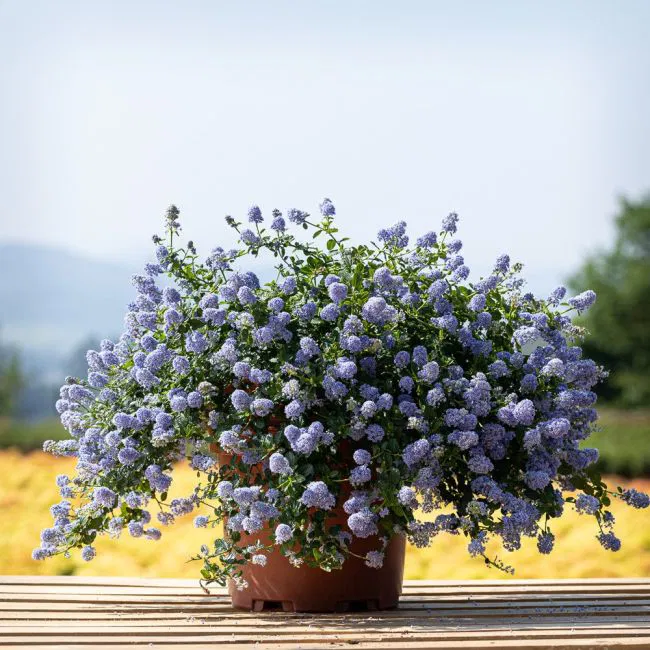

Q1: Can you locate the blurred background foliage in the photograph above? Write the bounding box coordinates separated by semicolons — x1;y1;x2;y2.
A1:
569;195;650;408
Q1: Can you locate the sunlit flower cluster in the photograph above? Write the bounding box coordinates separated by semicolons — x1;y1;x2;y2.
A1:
34;199;648;585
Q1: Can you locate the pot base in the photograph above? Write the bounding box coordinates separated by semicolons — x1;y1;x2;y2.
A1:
229;534;406;612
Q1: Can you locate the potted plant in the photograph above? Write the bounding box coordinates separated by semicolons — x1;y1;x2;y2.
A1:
35;199;649;611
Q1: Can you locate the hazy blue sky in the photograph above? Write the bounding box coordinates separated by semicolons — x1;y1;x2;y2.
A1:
1;0;649;294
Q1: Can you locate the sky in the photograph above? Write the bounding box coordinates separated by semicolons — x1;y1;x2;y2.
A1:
1;0;650;295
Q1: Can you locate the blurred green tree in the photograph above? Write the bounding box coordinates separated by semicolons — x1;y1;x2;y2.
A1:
569;195;650;407
0;334;23;416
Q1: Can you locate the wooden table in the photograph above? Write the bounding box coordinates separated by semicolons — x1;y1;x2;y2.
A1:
1;576;649;649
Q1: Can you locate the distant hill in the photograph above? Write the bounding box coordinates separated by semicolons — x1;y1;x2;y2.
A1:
0;242;136;374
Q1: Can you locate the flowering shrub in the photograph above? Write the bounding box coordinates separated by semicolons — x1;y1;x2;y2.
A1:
35;200;649;586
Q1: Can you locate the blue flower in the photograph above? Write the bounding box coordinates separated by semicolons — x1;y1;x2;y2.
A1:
285;399;305;420
335;359;357;380
324;274;341;287
269;452;292;475
568;290;596;312
412;346;428;367
350;465;372;485
296;301;317;320
399;376;414;393
402;439;430;467
241;229;260;245
469;294;486;312
493;254;510;274
347;508;377;538
300;337;320;358
418;361;440;384
394;351;410;368
441;212;459;234
251;398;274;416
520;373;538;393
377;221;408;248
398;486;417;507
280;276;297;294
537;532;555;554
575;494;600;515
622;489;649;509
525;471;550;490
597;532;621;551
216;481;233;499
93;487;116;508
231;389;251;412
320;303;340;321
287;208;307;225
468;532;487;557
468;453;494;474
237;286;257;305
448;430;479;450
88;372;108;388
81;546;96;561
145;465;172;493
416;231;437;248
170;395;188;412
186;332;208;354
513;326;540;347
300;481;335;510
365;550;384;568
268;297;284;312
172;356;190;376
548;286;566;306
328;282;348;303
128;522;144;538
248;205;263;223
513;399;535;426
360;400;377;418
250;368;272;384
319;198;336;216
271;215;286;231
426;386;445;407
353;449;372;465
117;447;140;466
366;423;385;442
274;523;293;544
163;287;181;305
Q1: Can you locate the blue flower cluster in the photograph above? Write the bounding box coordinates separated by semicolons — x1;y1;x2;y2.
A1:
35;199;647;586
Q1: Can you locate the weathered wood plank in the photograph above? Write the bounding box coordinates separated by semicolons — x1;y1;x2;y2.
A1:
0;577;648;649
1;637;650;650
2;575;648;587
1;598;648;617
2;630;650;647
2;618;650;642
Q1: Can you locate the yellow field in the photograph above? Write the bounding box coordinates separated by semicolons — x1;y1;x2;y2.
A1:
2;450;648;580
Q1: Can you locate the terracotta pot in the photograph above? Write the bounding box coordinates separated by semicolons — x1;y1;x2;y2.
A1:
209;434;406;612
230;529;406;612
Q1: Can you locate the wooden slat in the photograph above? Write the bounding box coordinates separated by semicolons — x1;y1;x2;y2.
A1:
0;577;648;649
